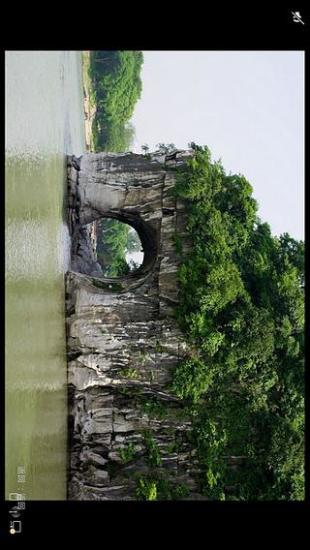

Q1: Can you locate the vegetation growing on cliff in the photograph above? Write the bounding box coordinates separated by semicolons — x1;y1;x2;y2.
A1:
136;476;190;501
89;50;143;152
171;144;304;500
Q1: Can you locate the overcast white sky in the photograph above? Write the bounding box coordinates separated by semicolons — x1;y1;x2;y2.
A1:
131;51;304;240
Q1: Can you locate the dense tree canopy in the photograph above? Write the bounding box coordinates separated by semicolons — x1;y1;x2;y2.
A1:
170;145;304;500
90;51;143;151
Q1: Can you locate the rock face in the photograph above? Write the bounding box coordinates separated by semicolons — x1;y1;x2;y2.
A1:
71;223;103;277
66;150;202;500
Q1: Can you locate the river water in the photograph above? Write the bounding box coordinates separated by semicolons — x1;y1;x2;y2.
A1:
5;51;85;500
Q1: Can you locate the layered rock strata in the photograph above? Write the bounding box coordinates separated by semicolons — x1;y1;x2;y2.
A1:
66;150;203;500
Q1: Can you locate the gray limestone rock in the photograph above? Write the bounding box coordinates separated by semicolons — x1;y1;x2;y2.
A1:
66;150;203;500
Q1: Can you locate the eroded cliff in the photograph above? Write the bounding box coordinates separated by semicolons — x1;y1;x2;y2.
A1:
66;150;204;500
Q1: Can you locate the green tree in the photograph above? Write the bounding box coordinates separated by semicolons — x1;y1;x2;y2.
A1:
89;50;143;152
170;145;304;500
96;219;142;277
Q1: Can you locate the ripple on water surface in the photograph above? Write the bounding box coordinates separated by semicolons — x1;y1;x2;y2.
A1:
5;51;84;500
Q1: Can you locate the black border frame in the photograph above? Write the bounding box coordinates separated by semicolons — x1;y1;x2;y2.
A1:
1;5;309;542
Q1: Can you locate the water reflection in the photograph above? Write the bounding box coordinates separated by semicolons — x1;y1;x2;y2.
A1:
5;51;85;500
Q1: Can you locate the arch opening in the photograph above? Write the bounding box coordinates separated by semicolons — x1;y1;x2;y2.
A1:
94;218;143;277
72;212;158;284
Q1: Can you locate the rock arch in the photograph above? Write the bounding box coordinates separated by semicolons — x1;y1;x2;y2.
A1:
66;150;203;500
70;209;158;290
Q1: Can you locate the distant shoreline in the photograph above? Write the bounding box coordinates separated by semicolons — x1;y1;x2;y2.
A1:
81;51;96;152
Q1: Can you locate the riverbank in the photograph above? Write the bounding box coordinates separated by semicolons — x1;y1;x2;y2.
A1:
82;51;96;152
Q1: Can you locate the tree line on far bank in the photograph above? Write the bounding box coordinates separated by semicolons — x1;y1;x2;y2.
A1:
89;50;143;152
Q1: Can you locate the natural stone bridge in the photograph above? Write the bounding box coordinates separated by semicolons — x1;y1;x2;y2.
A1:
66;149;206;500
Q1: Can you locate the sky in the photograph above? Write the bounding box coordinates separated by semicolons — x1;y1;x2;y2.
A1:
131;51;304;241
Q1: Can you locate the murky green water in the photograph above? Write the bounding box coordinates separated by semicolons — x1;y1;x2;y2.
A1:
5;51;85;500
